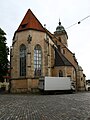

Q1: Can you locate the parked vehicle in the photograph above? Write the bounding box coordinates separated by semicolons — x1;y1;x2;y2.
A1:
38;77;75;94
86;80;90;91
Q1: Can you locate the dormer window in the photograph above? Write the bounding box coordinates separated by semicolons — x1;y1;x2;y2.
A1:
21;24;27;28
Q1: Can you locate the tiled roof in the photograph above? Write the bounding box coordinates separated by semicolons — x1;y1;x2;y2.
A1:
55;48;72;66
17;9;45;32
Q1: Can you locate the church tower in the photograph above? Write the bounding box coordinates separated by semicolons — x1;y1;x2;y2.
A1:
54;20;68;47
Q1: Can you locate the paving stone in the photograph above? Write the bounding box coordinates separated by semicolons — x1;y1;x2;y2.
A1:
0;92;90;120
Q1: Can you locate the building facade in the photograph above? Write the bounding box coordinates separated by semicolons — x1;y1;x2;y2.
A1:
10;9;86;93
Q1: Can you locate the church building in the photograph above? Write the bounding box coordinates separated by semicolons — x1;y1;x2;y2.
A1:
10;9;86;93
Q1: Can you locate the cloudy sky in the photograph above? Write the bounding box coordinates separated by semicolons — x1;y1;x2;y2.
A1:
0;0;90;79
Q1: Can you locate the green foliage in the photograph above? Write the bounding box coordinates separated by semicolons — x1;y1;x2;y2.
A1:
0;28;9;81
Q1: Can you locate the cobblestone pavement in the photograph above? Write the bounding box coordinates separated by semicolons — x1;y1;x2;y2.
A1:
0;92;90;120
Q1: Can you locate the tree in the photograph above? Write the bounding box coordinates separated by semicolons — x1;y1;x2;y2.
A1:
0;28;9;82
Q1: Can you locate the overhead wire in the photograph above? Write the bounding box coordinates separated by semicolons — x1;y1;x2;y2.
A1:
66;15;90;29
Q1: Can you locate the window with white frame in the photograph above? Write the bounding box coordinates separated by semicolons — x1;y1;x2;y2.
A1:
34;44;42;77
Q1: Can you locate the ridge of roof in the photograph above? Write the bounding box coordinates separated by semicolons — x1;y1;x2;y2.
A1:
45;28;78;66
44;28;76;67
45;28;74;55
17;9;45;32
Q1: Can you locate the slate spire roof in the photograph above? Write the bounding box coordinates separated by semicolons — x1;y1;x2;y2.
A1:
17;9;45;32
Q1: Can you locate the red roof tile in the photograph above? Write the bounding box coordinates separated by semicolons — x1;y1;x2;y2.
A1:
17;9;45;32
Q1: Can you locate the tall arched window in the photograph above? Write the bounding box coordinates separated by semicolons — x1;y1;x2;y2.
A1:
20;44;26;76
34;44;42;77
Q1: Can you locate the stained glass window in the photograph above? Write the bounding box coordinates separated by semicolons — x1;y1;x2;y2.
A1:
34;44;42;77
20;44;26;76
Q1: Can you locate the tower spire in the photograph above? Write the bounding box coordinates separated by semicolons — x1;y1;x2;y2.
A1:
59;18;61;25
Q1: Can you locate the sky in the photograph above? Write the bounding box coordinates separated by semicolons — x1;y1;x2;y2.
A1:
0;0;90;79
